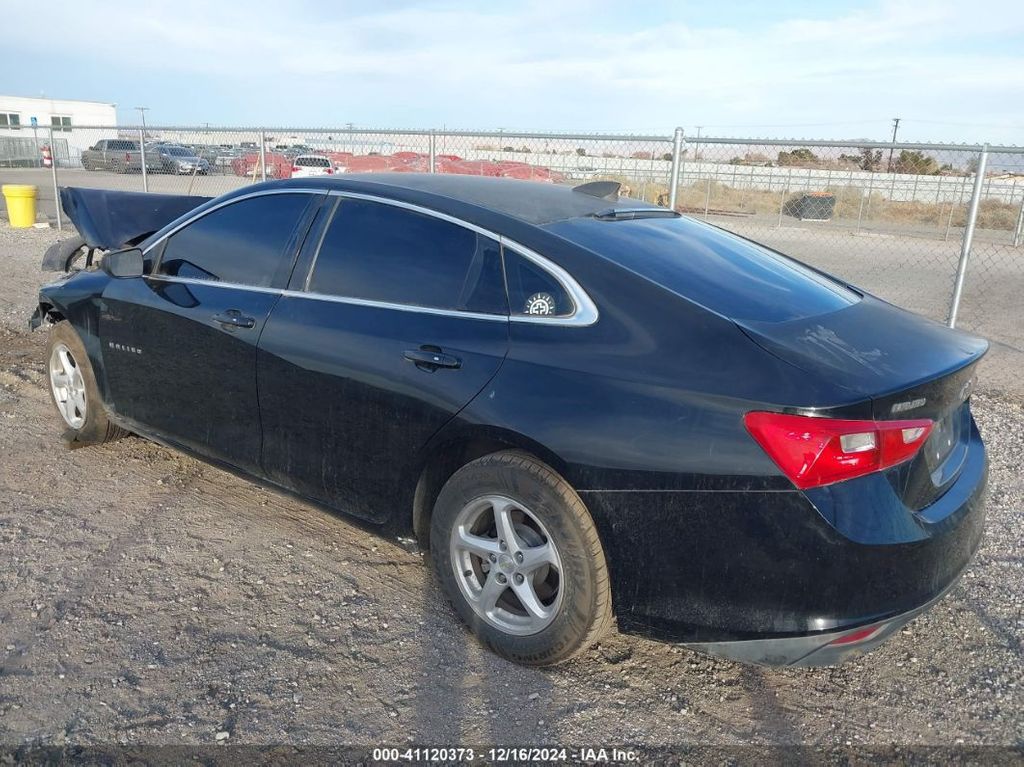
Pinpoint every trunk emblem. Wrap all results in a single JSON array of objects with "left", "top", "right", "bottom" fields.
[{"left": 891, "top": 397, "right": 926, "bottom": 414}]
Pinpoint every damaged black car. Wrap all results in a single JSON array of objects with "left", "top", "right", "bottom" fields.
[{"left": 32, "top": 176, "right": 988, "bottom": 667}]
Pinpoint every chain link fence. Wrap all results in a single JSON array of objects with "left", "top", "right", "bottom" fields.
[
  {"left": 3, "top": 124, "right": 1021, "bottom": 357},
  {"left": 670, "top": 137, "right": 1024, "bottom": 359}
]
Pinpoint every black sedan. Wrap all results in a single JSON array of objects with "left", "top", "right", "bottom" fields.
[{"left": 32, "top": 175, "right": 988, "bottom": 667}]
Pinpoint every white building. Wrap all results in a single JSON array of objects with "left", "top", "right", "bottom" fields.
[{"left": 0, "top": 95, "right": 117, "bottom": 166}]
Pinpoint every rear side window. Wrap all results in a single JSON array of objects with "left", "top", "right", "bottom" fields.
[
  {"left": 158, "top": 194, "right": 310, "bottom": 287},
  {"left": 504, "top": 250, "right": 573, "bottom": 317},
  {"left": 309, "top": 198, "right": 507, "bottom": 315},
  {"left": 547, "top": 216, "right": 858, "bottom": 323}
]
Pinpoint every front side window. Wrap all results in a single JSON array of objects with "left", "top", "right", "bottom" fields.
[
  {"left": 309, "top": 198, "right": 507, "bottom": 315},
  {"left": 157, "top": 194, "right": 310, "bottom": 287},
  {"left": 503, "top": 249, "right": 574, "bottom": 318}
]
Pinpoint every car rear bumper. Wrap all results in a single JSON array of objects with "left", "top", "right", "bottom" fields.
[
  {"left": 579, "top": 416, "right": 988, "bottom": 665},
  {"left": 681, "top": 576, "right": 961, "bottom": 666}
]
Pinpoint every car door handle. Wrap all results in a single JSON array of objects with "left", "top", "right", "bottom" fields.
[
  {"left": 404, "top": 347, "right": 462, "bottom": 371},
  {"left": 212, "top": 310, "right": 256, "bottom": 329}
]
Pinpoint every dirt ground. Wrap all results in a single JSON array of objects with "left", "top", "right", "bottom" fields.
[{"left": 0, "top": 226, "right": 1021, "bottom": 750}]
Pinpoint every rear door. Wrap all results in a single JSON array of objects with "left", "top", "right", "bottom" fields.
[
  {"left": 257, "top": 195, "right": 509, "bottom": 523},
  {"left": 100, "top": 191, "right": 321, "bottom": 474}
]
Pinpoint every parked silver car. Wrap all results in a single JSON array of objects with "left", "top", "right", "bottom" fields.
[
  {"left": 80, "top": 140, "right": 161, "bottom": 173},
  {"left": 154, "top": 145, "right": 210, "bottom": 175}
]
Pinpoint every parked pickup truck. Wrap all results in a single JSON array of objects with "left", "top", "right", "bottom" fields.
[{"left": 80, "top": 140, "right": 161, "bottom": 174}]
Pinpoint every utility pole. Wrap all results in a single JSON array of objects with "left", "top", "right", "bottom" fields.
[
  {"left": 694, "top": 125, "right": 703, "bottom": 161},
  {"left": 887, "top": 117, "right": 900, "bottom": 171},
  {"left": 134, "top": 106, "right": 149, "bottom": 137}
]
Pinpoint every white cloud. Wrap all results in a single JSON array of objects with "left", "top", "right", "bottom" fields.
[{"left": 1, "top": 0, "right": 1022, "bottom": 142}]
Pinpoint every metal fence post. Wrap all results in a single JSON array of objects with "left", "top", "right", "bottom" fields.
[
  {"left": 1013, "top": 194, "right": 1024, "bottom": 247},
  {"left": 429, "top": 130, "right": 437, "bottom": 173},
  {"left": 777, "top": 179, "right": 791, "bottom": 228},
  {"left": 138, "top": 127, "right": 148, "bottom": 193},
  {"left": 947, "top": 146, "right": 988, "bottom": 328},
  {"left": 48, "top": 126, "right": 62, "bottom": 231},
  {"left": 667, "top": 127, "right": 683, "bottom": 210},
  {"left": 259, "top": 130, "right": 267, "bottom": 183},
  {"left": 945, "top": 175, "right": 966, "bottom": 242}
]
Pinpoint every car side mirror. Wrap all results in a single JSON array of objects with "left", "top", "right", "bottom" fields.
[{"left": 102, "top": 248, "right": 144, "bottom": 278}]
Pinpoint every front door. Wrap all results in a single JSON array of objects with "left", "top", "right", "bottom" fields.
[
  {"left": 258, "top": 195, "right": 510, "bottom": 524},
  {"left": 100, "top": 191, "right": 320, "bottom": 473}
]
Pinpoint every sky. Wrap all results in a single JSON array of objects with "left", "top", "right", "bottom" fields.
[{"left": 1, "top": 0, "right": 1023, "bottom": 145}]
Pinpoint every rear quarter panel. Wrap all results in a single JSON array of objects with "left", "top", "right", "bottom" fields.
[{"left": 445, "top": 231, "right": 861, "bottom": 491}]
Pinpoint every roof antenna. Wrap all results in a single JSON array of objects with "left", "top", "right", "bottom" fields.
[{"left": 572, "top": 180, "right": 621, "bottom": 201}]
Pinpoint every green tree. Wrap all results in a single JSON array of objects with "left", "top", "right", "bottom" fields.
[
  {"left": 777, "top": 148, "right": 819, "bottom": 166},
  {"left": 851, "top": 148, "right": 883, "bottom": 171},
  {"left": 894, "top": 150, "right": 940, "bottom": 175}
]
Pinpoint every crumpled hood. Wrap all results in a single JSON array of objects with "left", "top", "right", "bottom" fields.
[
  {"left": 737, "top": 294, "right": 988, "bottom": 401},
  {"left": 59, "top": 187, "right": 211, "bottom": 250}
]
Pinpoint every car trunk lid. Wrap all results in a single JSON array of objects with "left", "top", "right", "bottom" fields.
[{"left": 738, "top": 295, "right": 987, "bottom": 508}]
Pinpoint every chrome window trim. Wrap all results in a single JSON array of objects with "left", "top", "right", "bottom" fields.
[
  {"left": 501, "top": 240, "right": 599, "bottom": 326},
  {"left": 145, "top": 274, "right": 284, "bottom": 295},
  {"left": 281, "top": 289, "right": 508, "bottom": 323},
  {"left": 321, "top": 190, "right": 599, "bottom": 327},
  {"left": 139, "top": 186, "right": 599, "bottom": 328},
  {"left": 143, "top": 274, "right": 506, "bottom": 322}
]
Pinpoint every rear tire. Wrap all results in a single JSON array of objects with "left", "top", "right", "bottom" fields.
[
  {"left": 45, "top": 321, "right": 126, "bottom": 447},
  {"left": 431, "top": 450, "right": 613, "bottom": 666}
]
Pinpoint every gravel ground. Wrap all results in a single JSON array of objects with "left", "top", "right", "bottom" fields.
[{"left": 0, "top": 225, "right": 1021, "bottom": 750}]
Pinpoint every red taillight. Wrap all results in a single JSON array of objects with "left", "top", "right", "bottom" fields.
[
  {"left": 292, "top": 165, "right": 300, "bottom": 172},
  {"left": 743, "top": 412, "right": 933, "bottom": 489},
  {"left": 325, "top": 167, "right": 333, "bottom": 174},
  {"left": 125, "top": 152, "right": 131, "bottom": 162}
]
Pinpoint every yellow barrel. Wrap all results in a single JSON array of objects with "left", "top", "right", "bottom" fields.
[{"left": 2, "top": 184, "right": 38, "bottom": 228}]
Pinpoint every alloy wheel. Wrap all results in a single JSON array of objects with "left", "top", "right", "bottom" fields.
[
  {"left": 449, "top": 494, "right": 563, "bottom": 636},
  {"left": 49, "top": 342, "right": 87, "bottom": 429}
]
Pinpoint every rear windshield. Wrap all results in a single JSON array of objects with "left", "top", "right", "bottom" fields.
[
  {"left": 546, "top": 216, "right": 858, "bottom": 322},
  {"left": 296, "top": 156, "right": 330, "bottom": 166}
]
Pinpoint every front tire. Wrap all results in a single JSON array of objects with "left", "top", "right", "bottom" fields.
[
  {"left": 45, "top": 322, "right": 126, "bottom": 447},
  {"left": 431, "top": 451, "right": 613, "bottom": 666}
]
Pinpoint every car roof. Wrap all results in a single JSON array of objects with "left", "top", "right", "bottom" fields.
[{"left": 255, "top": 173, "right": 661, "bottom": 226}]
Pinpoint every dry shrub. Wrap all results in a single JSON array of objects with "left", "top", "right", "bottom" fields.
[{"left": 581, "top": 175, "right": 1018, "bottom": 231}]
